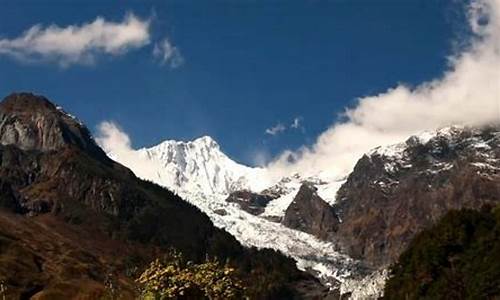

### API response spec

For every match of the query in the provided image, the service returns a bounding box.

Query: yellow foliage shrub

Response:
[136,251,245,299]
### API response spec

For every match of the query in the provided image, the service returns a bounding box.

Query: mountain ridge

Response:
[335,124,500,269]
[136,134,268,196]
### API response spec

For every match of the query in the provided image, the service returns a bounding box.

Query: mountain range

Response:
[109,113,500,298]
[1,92,500,299]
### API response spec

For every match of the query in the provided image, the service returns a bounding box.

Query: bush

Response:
[136,250,244,299]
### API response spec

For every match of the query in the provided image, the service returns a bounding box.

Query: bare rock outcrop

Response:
[225,190,276,215]
[282,183,339,240]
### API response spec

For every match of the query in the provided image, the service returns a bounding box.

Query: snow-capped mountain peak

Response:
[137,135,267,196]
[365,125,499,176]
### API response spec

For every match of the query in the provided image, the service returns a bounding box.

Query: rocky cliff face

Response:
[0,93,109,162]
[335,126,500,269]
[282,184,339,240]
[225,190,277,215]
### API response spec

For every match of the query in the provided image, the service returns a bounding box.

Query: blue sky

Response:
[0,0,472,165]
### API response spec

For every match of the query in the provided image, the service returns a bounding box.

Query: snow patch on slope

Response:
[261,174,345,219]
[340,269,388,300]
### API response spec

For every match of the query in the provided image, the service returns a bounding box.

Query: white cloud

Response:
[153,37,184,68]
[291,117,303,130]
[95,121,160,181]
[265,123,286,136]
[290,117,302,129]
[0,13,150,66]
[267,0,500,181]
[265,117,304,136]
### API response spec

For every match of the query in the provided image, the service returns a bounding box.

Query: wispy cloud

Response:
[291,117,302,129]
[265,123,286,136]
[268,0,500,180]
[153,37,184,68]
[290,116,305,133]
[0,13,150,67]
[266,116,304,136]
[95,121,161,181]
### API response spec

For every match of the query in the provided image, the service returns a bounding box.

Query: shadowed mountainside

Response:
[384,206,500,299]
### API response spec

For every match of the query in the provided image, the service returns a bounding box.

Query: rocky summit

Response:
[0,93,108,161]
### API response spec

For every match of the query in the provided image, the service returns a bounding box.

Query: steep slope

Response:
[0,212,147,299]
[384,206,500,299]
[0,93,324,299]
[0,93,109,162]
[282,184,339,240]
[335,125,500,269]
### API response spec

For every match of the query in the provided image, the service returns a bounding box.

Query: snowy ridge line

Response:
[136,135,270,195]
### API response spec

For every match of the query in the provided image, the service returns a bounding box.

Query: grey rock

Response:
[282,183,339,240]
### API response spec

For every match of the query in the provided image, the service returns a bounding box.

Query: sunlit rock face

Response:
[335,125,500,268]
[0,93,108,161]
